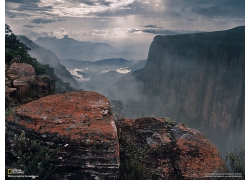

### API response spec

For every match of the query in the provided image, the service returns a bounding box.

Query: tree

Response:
[5,24,46,74]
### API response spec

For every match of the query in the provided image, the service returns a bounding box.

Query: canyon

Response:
[105,26,245,157]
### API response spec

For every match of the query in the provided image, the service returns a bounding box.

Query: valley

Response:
[5,24,245,179]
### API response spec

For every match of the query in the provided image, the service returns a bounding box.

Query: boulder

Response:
[116,117,228,180]
[6,91,120,179]
[5,63,55,103]
[6,63,36,77]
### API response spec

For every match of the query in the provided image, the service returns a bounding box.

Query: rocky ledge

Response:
[6,91,228,179]
[116,117,228,179]
[5,63,55,104]
[6,91,120,179]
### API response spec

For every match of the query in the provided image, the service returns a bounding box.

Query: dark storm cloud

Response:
[93,0,244,22]
[23,25,43,28]
[31,18,66,24]
[143,25,162,28]
[16,4,53,12]
[71,0,111,6]
[6,0,53,16]
[192,2,245,18]
[165,0,245,19]
[142,29,179,35]
[142,29,202,35]
[6,0,40,3]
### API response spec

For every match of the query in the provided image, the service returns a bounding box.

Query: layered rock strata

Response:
[6,91,120,179]
[116,117,228,179]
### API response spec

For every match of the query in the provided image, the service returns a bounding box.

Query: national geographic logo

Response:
[7,168,24,175]
[7,168,39,179]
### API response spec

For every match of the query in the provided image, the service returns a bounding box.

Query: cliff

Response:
[6,92,228,179]
[104,26,245,156]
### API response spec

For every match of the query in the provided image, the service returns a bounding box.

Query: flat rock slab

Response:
[6,91,120,179]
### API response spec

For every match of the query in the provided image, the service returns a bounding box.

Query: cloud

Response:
[142,29,179,35]
[5,0,245,48]
[143,25,162,28]
[23,25,43,28]
[59,28,67,35]
[127,28,141,34]
[192,2,245,18]
[31,18,66,24]
[142,29,203,35]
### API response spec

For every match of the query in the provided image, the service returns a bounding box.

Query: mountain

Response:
[35,35,137,61]
[81,70,124,93]
[104,26,245,158]
[60,58,146,94]
[60,58,134,69]
[18,36,79,89]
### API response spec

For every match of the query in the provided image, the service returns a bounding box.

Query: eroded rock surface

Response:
[116,117,228,180]
[6,91,120,179]
[5,63,55,103]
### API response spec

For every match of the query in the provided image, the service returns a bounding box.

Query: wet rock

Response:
[6,91,120,179]
[116,117,228,180]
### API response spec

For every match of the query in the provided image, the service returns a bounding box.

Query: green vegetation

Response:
[225,147,245,179]
[181,123,187,127]
[5,24,46,75]
[118,128,152,180]
[5,96,15,118]
[164,117,176,125]
[9,131,59,180]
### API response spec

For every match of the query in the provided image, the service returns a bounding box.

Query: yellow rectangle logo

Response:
[7,169,12,174]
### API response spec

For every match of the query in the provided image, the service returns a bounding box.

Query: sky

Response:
[5,0,245,53]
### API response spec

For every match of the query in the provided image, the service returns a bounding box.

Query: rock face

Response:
[6,91,120,179]
[116,117,228,179]
[5,63,55,103]
[105,26,245,156]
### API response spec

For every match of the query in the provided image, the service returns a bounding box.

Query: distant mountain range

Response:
[60,58,134,69]
[35,35,141,61]
[60,58,147,94]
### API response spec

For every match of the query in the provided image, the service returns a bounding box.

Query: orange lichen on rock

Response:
[6,63,36,76]
[6,91,120,179]
[174,124,228,179]
[116,117,228,179]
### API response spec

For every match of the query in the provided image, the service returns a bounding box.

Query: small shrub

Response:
[5,106,15,119]
[181,123,187,127]
[164,117,175,124]
[225,147,245,178]
[10,131,59,180]
[118,130,152,180]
